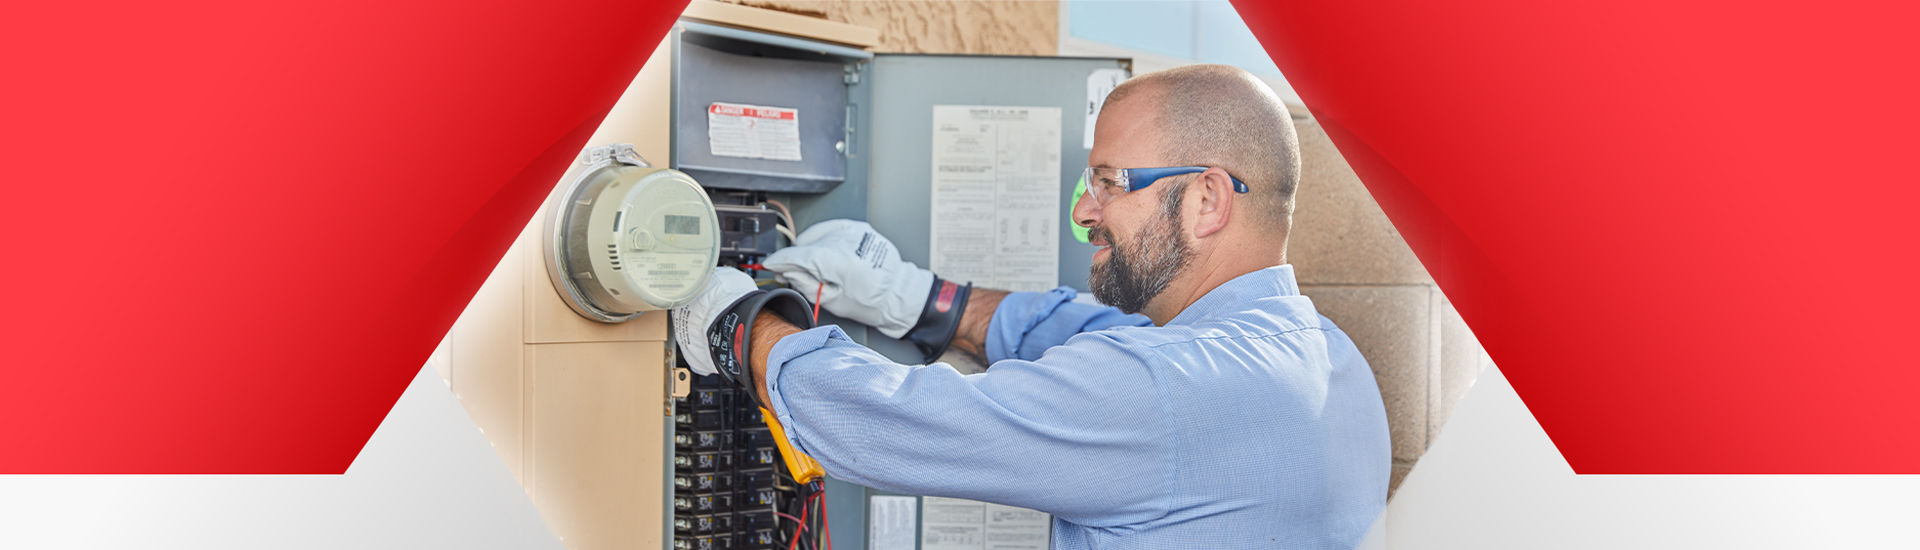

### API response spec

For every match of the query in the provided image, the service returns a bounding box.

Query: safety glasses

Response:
[1080,166,1249,207]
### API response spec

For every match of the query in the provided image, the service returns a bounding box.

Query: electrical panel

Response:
[672,375,789,550]
[664,21,862,550]
[661,15,1126,549]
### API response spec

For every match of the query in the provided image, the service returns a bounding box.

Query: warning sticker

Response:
[707,102,802,161]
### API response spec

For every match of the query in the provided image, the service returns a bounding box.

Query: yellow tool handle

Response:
[760,407,824,484]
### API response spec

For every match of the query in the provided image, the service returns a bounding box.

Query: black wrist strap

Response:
[903,278,971,364]
[705,288,816,409]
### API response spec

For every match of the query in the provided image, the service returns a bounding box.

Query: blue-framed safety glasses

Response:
[1080,166,1249,207]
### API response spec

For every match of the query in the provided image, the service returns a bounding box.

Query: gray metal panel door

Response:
[865,55,1130,294]
[823,54,1128,550]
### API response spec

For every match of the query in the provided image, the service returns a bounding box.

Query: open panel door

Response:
[821,53,1131,550]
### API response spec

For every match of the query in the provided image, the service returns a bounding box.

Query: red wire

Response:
[812,282,823,323]
[820,486,832,550]
[790,495,811,550]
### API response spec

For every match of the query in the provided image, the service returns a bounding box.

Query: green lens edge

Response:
[1070,174,1090,243]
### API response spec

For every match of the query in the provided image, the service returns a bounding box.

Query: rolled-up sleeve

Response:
[985,287,1151,362]
[763,324,1172,526]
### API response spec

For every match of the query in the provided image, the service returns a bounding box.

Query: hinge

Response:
[666,344,690,415]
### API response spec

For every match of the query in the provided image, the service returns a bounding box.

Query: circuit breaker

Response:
[672,374,786,550]
[711,201,786,264]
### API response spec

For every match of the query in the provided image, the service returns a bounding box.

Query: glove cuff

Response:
[903,278,971,364]
[704,288,816,408]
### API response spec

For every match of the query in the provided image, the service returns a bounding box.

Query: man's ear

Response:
[1191,168,1234,239]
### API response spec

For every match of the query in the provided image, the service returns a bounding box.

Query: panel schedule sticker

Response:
[921,497,1051,550]
[929,105,1063,292]
[707,102,802,161]
[920,497,985,550]
[870,496,918,550]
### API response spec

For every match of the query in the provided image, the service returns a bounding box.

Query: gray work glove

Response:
[761,220,934,339]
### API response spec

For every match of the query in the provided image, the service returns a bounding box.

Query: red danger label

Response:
[709,103,796,120]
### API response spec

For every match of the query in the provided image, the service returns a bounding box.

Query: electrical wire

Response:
[763,199,800,245]
[775,510,806,528]
[771,492,802,550]
[764,199,796,229]
[770,478,797,492]
[775,494,805,548]
[799,492,819,550]
[788,496,812,550]
[820,485,832,550]
[812,282,824,323]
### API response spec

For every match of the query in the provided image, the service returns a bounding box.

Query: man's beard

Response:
[1089,183,1195,314]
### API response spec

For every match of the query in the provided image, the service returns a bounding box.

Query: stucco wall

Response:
[718,0,1057,55]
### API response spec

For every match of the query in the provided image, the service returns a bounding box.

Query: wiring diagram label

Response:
[929,105,1062,292]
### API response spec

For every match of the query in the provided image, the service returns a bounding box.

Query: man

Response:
[673,64,1389,549]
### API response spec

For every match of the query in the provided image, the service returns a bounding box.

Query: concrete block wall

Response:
[1289,112,1492,496]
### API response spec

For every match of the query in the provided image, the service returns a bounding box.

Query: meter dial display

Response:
[545,146,719,323]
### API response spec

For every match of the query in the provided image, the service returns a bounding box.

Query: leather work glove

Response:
[762,219,971,362]
[671,267,815,406]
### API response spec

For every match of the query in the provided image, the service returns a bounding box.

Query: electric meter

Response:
[544,144,719,323]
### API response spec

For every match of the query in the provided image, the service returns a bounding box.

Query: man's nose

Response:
[1072,187,1100,229]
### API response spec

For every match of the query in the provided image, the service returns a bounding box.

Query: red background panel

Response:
[0,1,685,473]
[1236,0,1920,472]
[3,0,1915,475]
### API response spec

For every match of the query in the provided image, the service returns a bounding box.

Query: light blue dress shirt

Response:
[763,265,1390,549]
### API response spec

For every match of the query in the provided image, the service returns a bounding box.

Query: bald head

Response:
[1103,65,1300,230]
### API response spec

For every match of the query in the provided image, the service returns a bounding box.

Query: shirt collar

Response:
[1166,265,1301,326]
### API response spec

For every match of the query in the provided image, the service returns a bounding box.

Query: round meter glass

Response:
[546,158,719,323]
[602,170,718,309]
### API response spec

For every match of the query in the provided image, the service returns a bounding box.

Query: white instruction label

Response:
[870,496,918,550]
[983,503,1051,550]
[922,497,1051,550]
[921,497,984,550]
[707,102,802,161]
[929,105,1062,292]
[1084,68,1129,149]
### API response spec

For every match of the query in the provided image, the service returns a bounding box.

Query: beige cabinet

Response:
[442,4,878,549]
